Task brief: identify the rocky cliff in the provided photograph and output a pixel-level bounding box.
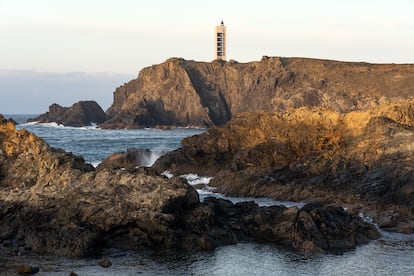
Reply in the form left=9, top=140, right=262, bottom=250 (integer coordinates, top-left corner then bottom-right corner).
left=0, top=115, right=378, bottom=257
left=28, top=101, right=107, bottom=127
left=153, top=100, right=414, bottom=233
left=102, top=57, right=414, bottom=128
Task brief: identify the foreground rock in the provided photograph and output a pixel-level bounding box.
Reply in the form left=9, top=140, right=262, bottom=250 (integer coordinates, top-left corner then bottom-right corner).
left=1, top=114, right=196, bottom=257
left=0, top=115, right=378, bottom=257
left=27, top=101, right=107, bottom=127
left=180, top=198, right=379, bottom=253
left=102, top=57, right=414, bottom=128
left=153, top=100, right=414, bottom=233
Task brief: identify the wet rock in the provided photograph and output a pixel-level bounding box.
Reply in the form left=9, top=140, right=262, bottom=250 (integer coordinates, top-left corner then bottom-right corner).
left=98, top=257, right=112, bottom=268
left=291, top=202, right=380, bottom=252
left=16, top=264, right=40, bottom=274
left=175, top=198, right=379, bottom=252
left=376, top=212, right=414, bottom=234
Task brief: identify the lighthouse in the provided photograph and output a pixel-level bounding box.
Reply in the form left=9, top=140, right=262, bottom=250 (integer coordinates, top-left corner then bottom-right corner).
left=215, top=21, right=226, bottom=61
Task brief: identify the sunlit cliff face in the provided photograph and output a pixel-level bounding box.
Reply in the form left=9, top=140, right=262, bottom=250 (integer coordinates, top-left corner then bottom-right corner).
left=104, top=57, right=414, bottom=129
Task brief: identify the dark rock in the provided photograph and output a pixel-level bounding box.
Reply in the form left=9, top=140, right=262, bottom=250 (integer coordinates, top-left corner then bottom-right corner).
left=102, top=57, right=414, bottom=129
left=174, top=198, right=379, bottom=253
left=292, top=202, right=380, bottom=252
left=16, top=264, right=40, bottom=274
left=28, top=101, right=107, bottom=127
left=98, top=257, right=112, bottom=268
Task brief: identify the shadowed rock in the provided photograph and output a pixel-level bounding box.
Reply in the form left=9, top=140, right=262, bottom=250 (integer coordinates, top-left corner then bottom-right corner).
left=98, top=257, right=112, bottom=268
left=28, top=101, right=107, bottom=127
left=16, top=264, right=40, bottom=274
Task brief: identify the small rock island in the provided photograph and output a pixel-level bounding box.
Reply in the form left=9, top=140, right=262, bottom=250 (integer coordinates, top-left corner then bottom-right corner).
left=28, top=100, right=107, bottom=127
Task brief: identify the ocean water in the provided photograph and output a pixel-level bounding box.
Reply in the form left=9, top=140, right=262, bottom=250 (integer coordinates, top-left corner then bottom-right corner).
left=1, top=115, right=414, bottom=275
left=10, top=114, right=204, bottom=167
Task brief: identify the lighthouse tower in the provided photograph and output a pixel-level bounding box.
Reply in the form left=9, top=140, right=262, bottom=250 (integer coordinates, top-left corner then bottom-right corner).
left=215, top=21, right=226, bottom=61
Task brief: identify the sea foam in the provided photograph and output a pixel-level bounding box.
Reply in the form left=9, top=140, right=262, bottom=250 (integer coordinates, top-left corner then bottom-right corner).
left=19, top=121, right=99, bottom=130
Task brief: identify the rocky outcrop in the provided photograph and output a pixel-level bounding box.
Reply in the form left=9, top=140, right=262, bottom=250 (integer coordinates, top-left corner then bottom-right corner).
left=28, top=101, right=107, bottom=127
left=0, top=115, right=378, bottom=257
left=1, top=114, right=197, bottom=256
left=182, top=198, right=379, bottom=253
left=153, top=100, right=414, bottom=233
left=102, top=57, right=414, bottom=128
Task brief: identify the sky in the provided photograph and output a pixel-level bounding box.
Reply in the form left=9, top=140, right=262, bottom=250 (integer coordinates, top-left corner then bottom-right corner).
left=1, top=0, right=414, bottom=113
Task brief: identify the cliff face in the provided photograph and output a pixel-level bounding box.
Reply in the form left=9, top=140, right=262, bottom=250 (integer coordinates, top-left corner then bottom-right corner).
left=103, top=57, right=414, bottom=128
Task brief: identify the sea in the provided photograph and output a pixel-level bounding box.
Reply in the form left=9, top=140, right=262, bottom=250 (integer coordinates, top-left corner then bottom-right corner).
left=1, top=114, right=414, bottom=276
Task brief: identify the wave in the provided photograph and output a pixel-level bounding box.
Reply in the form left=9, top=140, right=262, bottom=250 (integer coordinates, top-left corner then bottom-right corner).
left=18, top=121, right=40, bottom=126
left=90, top=161, right=101, bottom=168
left=18, top=121, right=99, bottom=130
left=161, top=171, right=174, bottom=179
left=180, top=173, right=213, bottom=186
left=176, top=172, right=304, bottom=208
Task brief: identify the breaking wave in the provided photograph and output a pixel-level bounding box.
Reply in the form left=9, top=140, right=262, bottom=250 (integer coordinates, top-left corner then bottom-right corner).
left=178, top=173, right=304, bottom=208
left=19, top=121, right=98, bottom=130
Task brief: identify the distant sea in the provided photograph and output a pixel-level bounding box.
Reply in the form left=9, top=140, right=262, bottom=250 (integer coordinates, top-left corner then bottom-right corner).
left=1, top=114, right=413, bottom=275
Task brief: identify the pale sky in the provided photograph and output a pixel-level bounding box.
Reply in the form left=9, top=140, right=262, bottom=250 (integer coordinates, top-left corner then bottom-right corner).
left=1, top=0, right=414, bottom=113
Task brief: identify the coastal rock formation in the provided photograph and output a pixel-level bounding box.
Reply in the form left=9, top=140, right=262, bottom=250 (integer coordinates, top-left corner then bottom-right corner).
left=153, top=100, right=414, bottom=233
left=28, top=101, right=107, bottom=127
left=183, top=198, right=379, bottom=253
left=102, top=57, right=414, bottom=128
left=0, top=115, right=378, bottom=257
left=0, top=114, right=197, bottom=256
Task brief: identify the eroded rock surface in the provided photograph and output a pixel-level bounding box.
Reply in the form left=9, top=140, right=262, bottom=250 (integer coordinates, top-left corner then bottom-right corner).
left=0, top=115, right=378, bottom=257
left=182, top=198, right=379, bottom=253
left=102, top=57, right=414, bottom=128
left=153, top=100, right=414, bottom=233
